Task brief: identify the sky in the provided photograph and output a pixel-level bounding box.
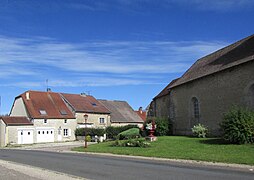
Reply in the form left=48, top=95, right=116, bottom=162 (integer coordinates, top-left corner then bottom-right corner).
left=0, top=0, right=254, bottom=115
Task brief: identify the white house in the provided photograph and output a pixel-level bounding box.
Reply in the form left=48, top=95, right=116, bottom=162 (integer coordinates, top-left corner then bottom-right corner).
left=8, top=90, right=77, bottom=145
left=0, top=116, right=33, bottom=147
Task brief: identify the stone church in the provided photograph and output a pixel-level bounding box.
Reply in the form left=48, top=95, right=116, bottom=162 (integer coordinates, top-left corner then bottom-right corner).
left=149, top=34, right=254, bottom=136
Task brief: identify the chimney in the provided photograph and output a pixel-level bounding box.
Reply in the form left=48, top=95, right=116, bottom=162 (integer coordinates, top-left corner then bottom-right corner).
left=139, top=107, right=143, bottom=114
left=80, top=93, right=87, bottom=97
left=26, top=92, right=30, bottom=100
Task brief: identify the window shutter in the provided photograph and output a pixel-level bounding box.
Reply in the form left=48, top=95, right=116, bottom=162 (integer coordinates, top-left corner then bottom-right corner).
left=68, top=129, right=72, bottom=137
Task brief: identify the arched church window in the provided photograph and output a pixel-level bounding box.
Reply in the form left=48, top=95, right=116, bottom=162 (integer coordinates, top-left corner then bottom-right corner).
left=192, top=97, right=200, bottom=119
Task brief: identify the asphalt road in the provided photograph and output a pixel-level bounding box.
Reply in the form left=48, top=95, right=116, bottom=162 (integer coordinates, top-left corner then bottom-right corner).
left=0, top=149, right=253, bottom=180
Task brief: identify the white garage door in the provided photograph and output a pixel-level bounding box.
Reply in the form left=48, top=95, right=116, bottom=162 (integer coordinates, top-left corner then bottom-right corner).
left=36, top=128, right=54, bottom=143
left=18, top=129, right=34, bottom=144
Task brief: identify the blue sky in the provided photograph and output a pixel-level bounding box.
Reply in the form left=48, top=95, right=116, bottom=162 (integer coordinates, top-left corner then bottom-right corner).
left=0, top=0, right=254, bottom=115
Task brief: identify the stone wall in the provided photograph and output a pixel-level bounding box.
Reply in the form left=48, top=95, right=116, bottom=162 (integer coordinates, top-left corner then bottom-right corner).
left=75, top=112, right=110, bottom=128
left=170, top=61, right=254, bottom=135
left=154, top=95, right=170, bottom=119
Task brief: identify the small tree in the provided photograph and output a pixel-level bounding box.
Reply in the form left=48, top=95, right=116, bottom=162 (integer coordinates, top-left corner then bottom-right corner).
left=220, top=106, right=254, bottom=144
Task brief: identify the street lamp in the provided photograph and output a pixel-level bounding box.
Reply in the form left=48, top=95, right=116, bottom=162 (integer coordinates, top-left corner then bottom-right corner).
left=84, top=114, right=88, bottom=148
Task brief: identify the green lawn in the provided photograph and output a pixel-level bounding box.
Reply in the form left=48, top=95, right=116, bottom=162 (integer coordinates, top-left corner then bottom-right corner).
left=72, top=136, right=254, bottom=165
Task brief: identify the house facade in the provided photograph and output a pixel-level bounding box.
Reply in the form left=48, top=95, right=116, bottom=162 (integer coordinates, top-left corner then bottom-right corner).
left=9, top=91, right=77, bottom=144
left=0, top=116, right=34, bottom=146
left=151, top=34, right=254, bottom=136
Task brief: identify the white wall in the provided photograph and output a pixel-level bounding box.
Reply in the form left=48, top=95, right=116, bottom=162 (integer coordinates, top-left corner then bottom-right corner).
left=10, top=97, right=28, bottom=117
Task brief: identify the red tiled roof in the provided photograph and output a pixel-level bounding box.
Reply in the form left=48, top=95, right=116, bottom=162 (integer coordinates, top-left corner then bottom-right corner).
left=170, top=34, right=254, bottom=88
left=19, top=91, right=75, bottom=119
left=61, top=93, right=110, bottom=114
left=135, top=111, right=147, bottom=121
left=1, top=116, right=33, bottom=125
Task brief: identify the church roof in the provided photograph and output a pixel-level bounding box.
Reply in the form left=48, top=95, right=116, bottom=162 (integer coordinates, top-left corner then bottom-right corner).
left=169, top=34, right=254, bottom=88
left=154, top=78, right=179, bottom=99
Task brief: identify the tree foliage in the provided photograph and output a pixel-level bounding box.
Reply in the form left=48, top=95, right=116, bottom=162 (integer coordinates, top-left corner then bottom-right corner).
left=220, top=106, right=254, bottom=144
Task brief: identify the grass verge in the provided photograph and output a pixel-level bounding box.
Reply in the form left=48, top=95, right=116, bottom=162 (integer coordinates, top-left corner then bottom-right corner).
left=72, top=136, right=254, bottom=165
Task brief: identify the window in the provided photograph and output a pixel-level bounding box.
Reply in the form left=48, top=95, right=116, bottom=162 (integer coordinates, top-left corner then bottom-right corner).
left=28, top=132, right=30, bottom=135
left=91, top=102, right=97, bottom=106
left=64, top=119, right=67, bottom=124
left=99, top=118, right=105, bottom=124
left=192, top=97, right=200, bottom=119
left=38, top=131, right=40, bottom=134
left=63, top=129, right=68, bottom=137
left=39, top=110, right=47, bottom=115
left=60, top=110, right=67, bottom=115
left=44, top=119, right=47, bottom=124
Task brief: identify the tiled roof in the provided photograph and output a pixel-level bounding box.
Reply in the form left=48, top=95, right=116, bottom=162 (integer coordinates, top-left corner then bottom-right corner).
left=1, top=116, right=33, bottom=125
left=98, top=100, right=143, bottom=123
left=61, top=93, right=110, bottom=114
left=135, top=110, right=147, bottom=121
left=18, top=91, right=75, bottom=119
left=154, top=78, right=179, bottom=99
left=170, top=34, right=254, bottom=88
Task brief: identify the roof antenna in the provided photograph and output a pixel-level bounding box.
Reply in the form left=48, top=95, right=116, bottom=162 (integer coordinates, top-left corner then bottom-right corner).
left=86, top=91, right=91, bottom=95
left=46, top=79, right=51, bottom=92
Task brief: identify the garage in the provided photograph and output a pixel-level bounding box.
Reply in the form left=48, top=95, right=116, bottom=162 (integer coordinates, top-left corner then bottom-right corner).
left=18, top=129, right=34, bottom=144
left=36, top=128, right=55, bottom=143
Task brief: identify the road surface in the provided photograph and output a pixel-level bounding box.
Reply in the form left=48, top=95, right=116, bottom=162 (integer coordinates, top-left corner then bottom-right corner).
left=0, top=149, right=253, bottom=180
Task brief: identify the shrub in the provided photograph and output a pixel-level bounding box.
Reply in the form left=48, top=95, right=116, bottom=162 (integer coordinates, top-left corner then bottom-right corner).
left=220, top=107, right=254, bottom=144
left=85, top=135, right=91, bottom=142
left=105, top=125, right=139, bottom=139
left=117, top=128, right=140, bottom=140
left=75, top=128, right=105, bottom=136
left=143, top=117, right=172, bottom=136
left=112, top=139, right=150, bottom=148
left=192, top=123, right=208, bottom=138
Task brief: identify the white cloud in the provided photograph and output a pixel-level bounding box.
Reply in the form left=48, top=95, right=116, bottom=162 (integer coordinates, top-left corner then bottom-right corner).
left=166, top=0, right=254, bottom=12
left=0, top=35, right=227, bottom=87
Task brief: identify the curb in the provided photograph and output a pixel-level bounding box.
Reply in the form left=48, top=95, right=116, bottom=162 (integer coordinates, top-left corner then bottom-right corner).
left=64, top=150, right=254, bottom=172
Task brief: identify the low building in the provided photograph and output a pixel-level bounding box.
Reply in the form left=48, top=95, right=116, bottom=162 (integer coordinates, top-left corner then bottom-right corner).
left=98, top=100, right=144, bottom=127
left=0, top=116, right=33, bottom=147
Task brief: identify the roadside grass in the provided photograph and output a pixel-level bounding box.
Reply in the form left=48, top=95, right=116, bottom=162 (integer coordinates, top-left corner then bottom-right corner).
left=72, top=136, right=254, bottom=165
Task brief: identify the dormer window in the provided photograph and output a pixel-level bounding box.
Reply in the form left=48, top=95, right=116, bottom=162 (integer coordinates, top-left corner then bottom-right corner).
left=91, top=103, right=97, bottom=106
left=39, top=110, right=47, bottom=115
left=60, top=110, right=67, bottom=115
